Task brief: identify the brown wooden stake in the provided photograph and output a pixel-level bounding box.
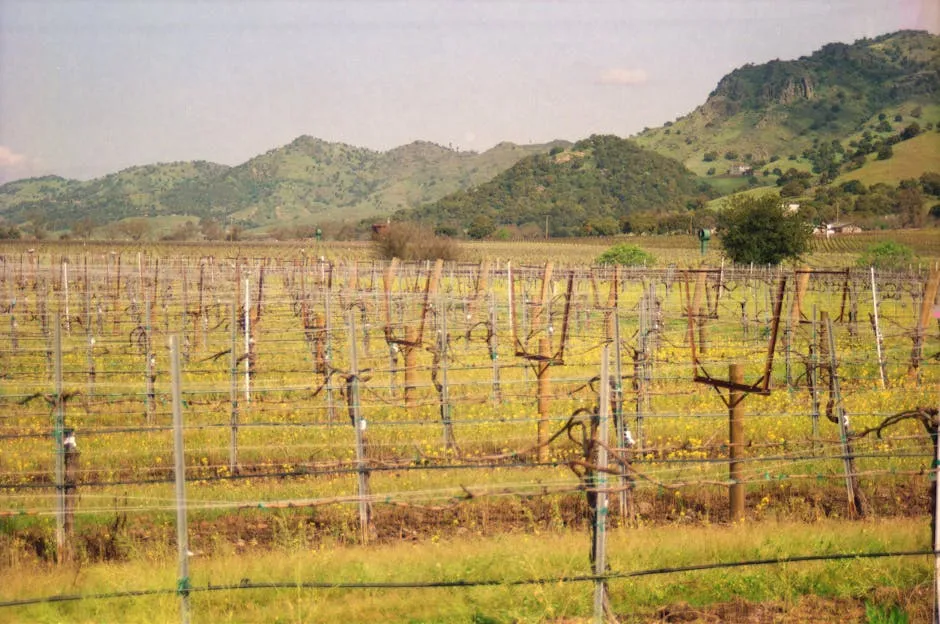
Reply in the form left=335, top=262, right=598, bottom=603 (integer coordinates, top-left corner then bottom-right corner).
left=63, top=430, right=78, bottom=563
left=910, top=269, right=940, bottom=377
left=465, top=260, right=490, bottom=340
left=822, top=311, right=868, bottom=518
left=532, top=262, right=554, bottom=336
left=537, top=337, right=551, bottom=462
left=382, top=258, right=399, bottom=341
left=604, top=267, right=618, bottom=341
left=698, top=305, right=708, bottom=355
left=416, top=259, right=443, bottom=345
left=729, top=364, right=745, bottom=522
left=197, top=262, right=205, bottom=349
left=404, top=326, right=417, bottom=407
left=791, top=266, right=811, bottom=327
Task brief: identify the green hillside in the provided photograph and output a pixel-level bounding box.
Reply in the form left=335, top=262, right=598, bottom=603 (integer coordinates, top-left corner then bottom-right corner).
left=836, top=131, right=940, bottom=186
left=0, top=162, right=229, bottom=232
left=0, top=137, right=568, bottom=235
left=635, top=30, right=940, bottom=178
left=404, top=135, right=712, bottom=237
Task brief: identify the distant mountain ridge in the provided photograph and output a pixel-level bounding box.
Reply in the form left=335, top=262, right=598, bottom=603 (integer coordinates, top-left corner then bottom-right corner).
left=0, top=136, right=570, bottom=232
left=635, top=30, right=940, bottom=175
left=3, top=29, right=938, bottom=238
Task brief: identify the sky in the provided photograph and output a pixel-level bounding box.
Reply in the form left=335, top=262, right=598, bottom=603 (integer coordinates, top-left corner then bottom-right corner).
left=0, top=0, right=937, bottom=183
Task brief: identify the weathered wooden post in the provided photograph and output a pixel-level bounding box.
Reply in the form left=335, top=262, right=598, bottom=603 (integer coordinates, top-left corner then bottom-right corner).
left=347, top=307, right=373, bottom=544
left=593, top=342, right=611, bottom=623
left=229, top=301, right=240, bottom=474
left=169, top=335, right=191, bottom=624
left=870, top=268, right=887, bottom=389
left=910, top=269, right=940, bottom=379
left=822, top=310, right=868, bottom=518
left=537, top=337, right=552, bottom=463
left=489, top=289, right=502, bottom=404
left=729, top=364, right=745, bottom=522
left=63, top=428, right=78, bottom=563
left=404, top=325, right=418, bottom=407
left=53, top=320, right=66, bottom=563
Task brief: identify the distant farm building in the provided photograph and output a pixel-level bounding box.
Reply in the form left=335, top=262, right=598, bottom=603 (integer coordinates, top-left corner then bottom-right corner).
left=814, top=222, right=862, bottom=238
left=728, top=164, right=754, bottom=176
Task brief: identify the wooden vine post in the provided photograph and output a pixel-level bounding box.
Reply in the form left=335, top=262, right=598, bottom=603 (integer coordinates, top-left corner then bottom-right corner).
left=592, top=342, right=612, bottom=623
left=910, top=269, right=940, bottom=379
left=689, top=273, right=787, bottom=522
left=53, top=320, right=66, bottom=563
left=489, top=288, right=502, bottom=404
left=822, top=310, right=869, bottom=518
left=382, top=259, right=401, bottom=398
left=229, top=300, right=240, bottom=474
left=63, top=428, right=78, bottom=563
left=436, top=288, right=456, bottom=450
left=382, top=259, right=442, bottom=408
left=506, top=261, right=574, bottom=460
left=537, top=336, right=552, bottom=462
left=729, top=364, right=745, bottom=522
left=531, top=263, right=555, bottom=461
left=347, top=306, right=374, bottom=544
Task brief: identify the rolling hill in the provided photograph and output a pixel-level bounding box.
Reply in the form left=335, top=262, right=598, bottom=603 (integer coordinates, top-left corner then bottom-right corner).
left=634, top=30, right=940, bottom=178
left=0, top=137, right=569, bottom=234
left=403, top=135, right=712, bottom=237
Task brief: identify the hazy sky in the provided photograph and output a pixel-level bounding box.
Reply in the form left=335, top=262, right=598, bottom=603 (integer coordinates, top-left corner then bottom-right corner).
left=1, top=0, right=937, bottom=182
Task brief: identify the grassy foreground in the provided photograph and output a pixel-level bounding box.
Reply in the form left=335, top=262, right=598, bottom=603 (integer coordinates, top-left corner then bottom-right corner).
left=1, top=518, right=931, bottom=623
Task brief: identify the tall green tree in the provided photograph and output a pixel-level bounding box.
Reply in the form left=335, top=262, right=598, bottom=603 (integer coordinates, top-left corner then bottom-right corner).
left=718, top=194, right=812, bottom=265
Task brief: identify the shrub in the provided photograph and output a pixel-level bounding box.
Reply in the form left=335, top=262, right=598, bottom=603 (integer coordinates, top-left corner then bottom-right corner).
left=373, top=222, right=461, bottom=261
left=718, top=193, right=811, bottom=265
left=864, top=601, right=909, bottom=624
left=595, top=243, right=655, bottom=266
left=857, top=241, right=914, bottom=270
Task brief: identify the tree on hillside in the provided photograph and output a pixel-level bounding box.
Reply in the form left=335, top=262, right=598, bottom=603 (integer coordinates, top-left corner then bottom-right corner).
left=895, top=187, right=925, bottom=228
left=113, top=218, right=151, bottom=241
left=718, top=194, right=812, bottom=265
left=72, top=216, right=96, bottom=240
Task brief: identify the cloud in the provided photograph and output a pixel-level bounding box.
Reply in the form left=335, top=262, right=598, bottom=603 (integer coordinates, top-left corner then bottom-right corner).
left=0, top=146, right=27, bottom=168
left=597, top=68, right=649, bottom=86
left=0, top=146, right=43, bottom=184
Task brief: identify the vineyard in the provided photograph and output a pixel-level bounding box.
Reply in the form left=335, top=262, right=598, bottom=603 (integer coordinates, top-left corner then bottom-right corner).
left=1, top=245, right=939, bottom=622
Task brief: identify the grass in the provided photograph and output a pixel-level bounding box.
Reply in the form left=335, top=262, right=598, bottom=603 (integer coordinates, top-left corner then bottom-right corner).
left=836, top=132, right=940, bottom=187
left=0, top=518, right=930, bottom=623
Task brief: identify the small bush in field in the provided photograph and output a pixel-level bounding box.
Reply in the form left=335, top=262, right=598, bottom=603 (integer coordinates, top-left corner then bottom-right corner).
left=373, top=222, right=461, bottom=261
left=857, top=241, right=914, bottom=271
left=595, top=243, right=655, bottom=266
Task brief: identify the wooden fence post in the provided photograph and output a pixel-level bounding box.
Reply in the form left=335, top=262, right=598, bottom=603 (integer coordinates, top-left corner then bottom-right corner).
left=169, top=334, right=191, bottom=624
left=537, top=337, right=551, bottom=462
left=347, top=307, right=373, bottom=543
left=910, top=269, right=940, bottom=378
left=53, top=320, right=66, bottom=563
left=729, top=364, right=745, bottom=523
left=823, top=311, right=868, bottom=518
left=63, top=428, right=78, bottom=563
